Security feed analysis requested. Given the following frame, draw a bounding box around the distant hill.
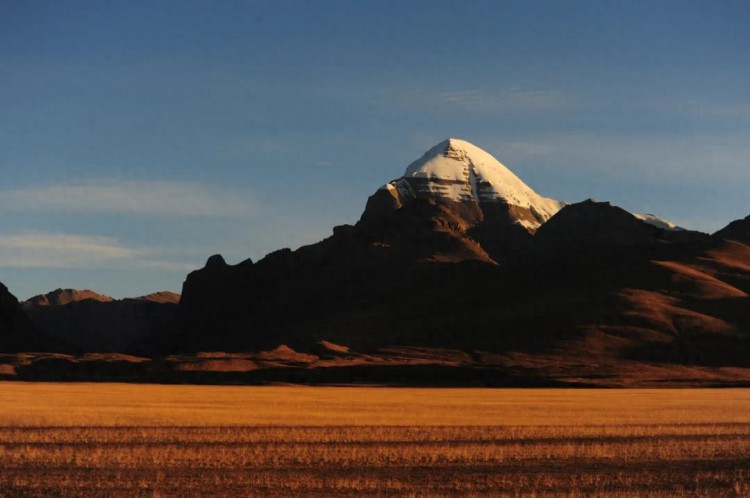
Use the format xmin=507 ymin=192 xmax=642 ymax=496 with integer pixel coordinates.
xmin=130 ymin=291 xmax=181 ymax=304
xmin=25 ymin=288 xmax=113 ymax=307
xmin=22 ymin=289 xmax=181 ymax=355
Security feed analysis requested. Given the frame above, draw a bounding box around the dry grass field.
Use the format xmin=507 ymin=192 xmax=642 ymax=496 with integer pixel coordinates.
xmin=0 ymin=384 xmax=748 ymax=497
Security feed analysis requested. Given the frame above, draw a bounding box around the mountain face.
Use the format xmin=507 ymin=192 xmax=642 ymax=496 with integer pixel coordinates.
xmin=363 ymin=138 xmax=565 ymax=231
xmin=361 ymin=138 xmax=567 ymax=262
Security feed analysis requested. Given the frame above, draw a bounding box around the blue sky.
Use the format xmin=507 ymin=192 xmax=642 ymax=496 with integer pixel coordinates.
xmin=1 ymin=0 xmax=749 ymax=299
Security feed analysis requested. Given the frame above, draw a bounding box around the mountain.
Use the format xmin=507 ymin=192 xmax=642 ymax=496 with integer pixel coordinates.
xmin=24 ymin=288 xmax=113 ymax=307
xmin=1 ymin=138 xmax=749 ymax=386
xmin=361 ymin=138 xmax=566 ymax=262
xmin=363 ymin=138 xmax=565 ymax=231
xmin=533 ymin=200 xmax=708 ymax=265
xmin=130 ymin=291 xmax=181 ymax=304
xmin=176 ymin=140 xmax=748 ymax=379
xmin=22 ymin=290 xmax=180 ymax=354
xmin=178 ymin=139 xmax=573 ymax=352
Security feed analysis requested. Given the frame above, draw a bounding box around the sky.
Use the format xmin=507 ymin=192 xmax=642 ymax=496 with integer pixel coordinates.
xmin=1 ymin=0 xmax=749 ymax=299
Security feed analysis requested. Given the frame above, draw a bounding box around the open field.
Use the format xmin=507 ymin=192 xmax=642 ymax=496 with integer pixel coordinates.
xmin=0 ymin=384 xmax=749 ymax=496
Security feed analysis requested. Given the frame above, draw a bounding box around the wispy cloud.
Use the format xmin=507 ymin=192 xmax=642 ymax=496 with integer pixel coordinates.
xmin=498 ymin=140 xmax=554 ymax=158
xmin=380 ymin=87 xmax=572 ymax=114
xmin=480 ymin=131 xmax=750 ymax=181
xmin=218 ymin=136 xmax=290 ymax=160
xmin=626 ymin=97 xmax=750 ymax=120
xmin=439 ymin=88 xmax=570 ymax=112
xmin=0 ymin=180 xmax=255 ymax=217
xmin=0 ymin=232 xmax=195 ymax=271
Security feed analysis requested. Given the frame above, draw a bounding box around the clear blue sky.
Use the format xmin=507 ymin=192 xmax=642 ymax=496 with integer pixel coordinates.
xmin=1 ymin=0 xmax=749 ymax=299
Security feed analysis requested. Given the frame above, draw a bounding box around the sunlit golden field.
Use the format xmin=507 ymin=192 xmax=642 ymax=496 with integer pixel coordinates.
xmin=0 ymin=384 xmax=749 ymax=497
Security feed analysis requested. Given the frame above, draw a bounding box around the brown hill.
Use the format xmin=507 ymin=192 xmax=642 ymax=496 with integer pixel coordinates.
xmin=25 ymin=289 xmax=113 ymax=307
xmin=130 ymin=291 xmax=181 ymax=304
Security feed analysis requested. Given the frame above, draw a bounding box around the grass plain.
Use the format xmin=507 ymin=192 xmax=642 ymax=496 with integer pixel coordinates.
xmin=0 ymin=383 xmax=748 ymax=497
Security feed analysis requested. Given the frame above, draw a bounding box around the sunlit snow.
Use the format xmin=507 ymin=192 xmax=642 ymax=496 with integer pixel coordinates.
xmin=393 ymin=138 xmax=566 ymax=222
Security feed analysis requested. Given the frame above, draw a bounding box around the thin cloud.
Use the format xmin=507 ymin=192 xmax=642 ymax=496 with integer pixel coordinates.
xmin=0 ymin=232 xmax=194 ymax=271
xmin=499 ymin=140 xmax=554 ymax=158
xmin=0 ymin=180 xmax=255 ymax=217
xmin=628 ymin=97 xmax=750 ymax=120
xmin=380 ymin=87 xmax=572 ymax=114
xmin=481 ymin=131 xmax=750 ymax=181
xmin=438 ymin=88 xmax=570 ymax=112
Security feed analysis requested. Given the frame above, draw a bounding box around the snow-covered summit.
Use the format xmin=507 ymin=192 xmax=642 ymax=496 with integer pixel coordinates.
xmin=385 ymin=138 xmax=565 ymax=229
xmin=633 ymin=213 xmax=685 ymax=232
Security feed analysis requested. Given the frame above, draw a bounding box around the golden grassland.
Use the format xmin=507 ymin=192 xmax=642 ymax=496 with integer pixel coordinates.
xmin=0 ymin=383 xmax=749 ymax=497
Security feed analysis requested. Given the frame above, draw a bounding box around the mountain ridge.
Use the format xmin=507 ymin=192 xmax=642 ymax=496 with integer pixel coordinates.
xmin=1 ymin=138 xmax=748 ymax=386
xmin=25 ymin=288 xmax=114 ymax=307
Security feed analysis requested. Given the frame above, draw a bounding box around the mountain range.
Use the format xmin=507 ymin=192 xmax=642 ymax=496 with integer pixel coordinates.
xmin=1 ymin=138 xmax=749 ymax=386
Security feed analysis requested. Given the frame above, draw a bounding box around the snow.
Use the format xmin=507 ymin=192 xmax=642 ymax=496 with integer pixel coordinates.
xmin=514 ymin=219 xmax=540 ymax=230
xmin=377 ymin=138 xmax=687 ymax=235
xmin=394 ymin=138 xmax=566 ymax=222
xmin=633 ymin=213 xmax=685 ymax=231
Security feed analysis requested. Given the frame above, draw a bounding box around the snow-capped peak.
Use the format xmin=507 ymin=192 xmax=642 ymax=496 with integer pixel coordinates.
xmin=389 ymin=138 xmax=565 ymax=227
xmin=633 ymin=213 xmax=685 ymax=232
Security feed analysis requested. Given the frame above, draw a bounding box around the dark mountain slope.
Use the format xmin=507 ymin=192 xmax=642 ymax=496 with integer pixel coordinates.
xmin=0 ymin=283 xmax=45 ymax=352
xmin=23 ymin=292 xmax=180 ymax=355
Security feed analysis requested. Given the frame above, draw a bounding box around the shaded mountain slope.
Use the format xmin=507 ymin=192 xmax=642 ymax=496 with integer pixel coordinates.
xmin=714 ymin=214 xmax=750 ymax=244
xmin=0 ymin=283 xmax=47 ymax=352
xmin=179 ymin=198 xmax=749 ymax=370
xmin=24 ymin=292 xmax=180 ymax=355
